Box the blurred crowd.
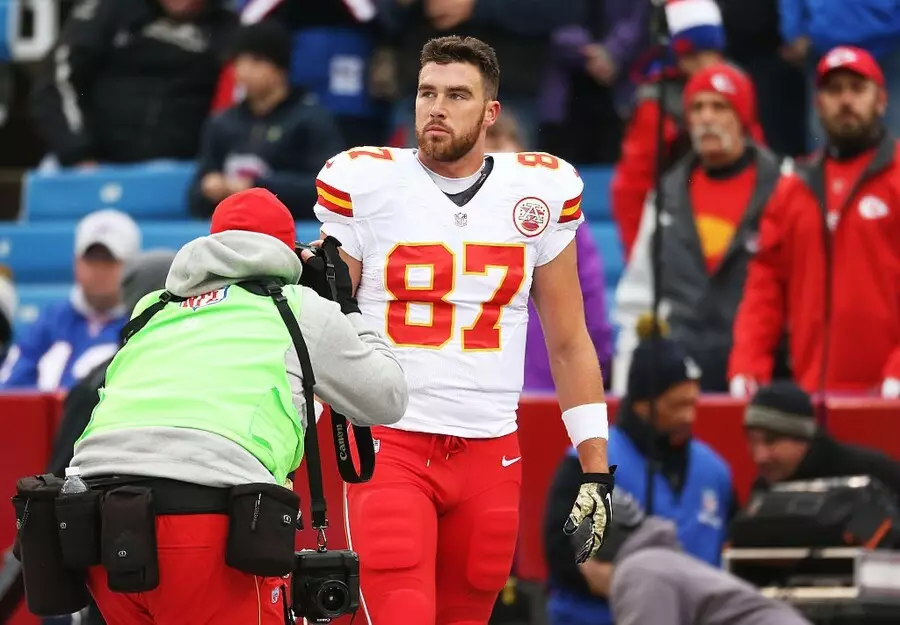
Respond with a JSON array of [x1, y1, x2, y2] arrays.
[[0, 0, 898, 399], [0, 0, 899, 624]]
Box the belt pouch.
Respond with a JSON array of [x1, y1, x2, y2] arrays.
[[100, 486, 159, 593], [56, 490, 102, 568], [226, 483, 299, 577], [12, 474, 89, 616]]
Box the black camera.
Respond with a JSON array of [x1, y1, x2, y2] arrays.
[[291, 549, 360, 623]]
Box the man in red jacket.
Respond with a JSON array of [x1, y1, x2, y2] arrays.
[[610, 0, 727, 258], [729, 46, 900, 399]]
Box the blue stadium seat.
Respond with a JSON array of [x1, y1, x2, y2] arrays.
[[0, 221, 325, 284], [13, 283, 71, 337], [0, 1, 11, 62], [579, 166, 614, 221], [22, 161, 197, 222], [590, 222, 625, 287]]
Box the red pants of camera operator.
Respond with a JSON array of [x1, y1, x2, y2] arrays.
[[344, 427, 522, 625], [87, 514, 287, 624]]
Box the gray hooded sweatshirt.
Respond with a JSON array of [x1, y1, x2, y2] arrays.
[[611, 519, 812, 625], [72, 231, 408, 487]]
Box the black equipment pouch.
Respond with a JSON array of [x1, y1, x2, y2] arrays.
[[226, 483, 300, 577], [12, 474, 89, 616], [56, 490, 102, 568], [100, 486, 159, 593]]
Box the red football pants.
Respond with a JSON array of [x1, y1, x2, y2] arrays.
[[344, 427, 522, 625], [87, 514, 287, 624]]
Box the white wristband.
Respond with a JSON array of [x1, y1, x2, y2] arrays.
[[561, 403, 609, 447]]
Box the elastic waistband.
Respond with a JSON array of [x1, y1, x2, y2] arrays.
[[88, 476, 230, 515]]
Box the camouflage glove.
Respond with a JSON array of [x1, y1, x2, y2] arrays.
[[563, 467, 616, 564]]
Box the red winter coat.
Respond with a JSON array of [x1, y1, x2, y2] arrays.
[[729, 136, 900, 393]]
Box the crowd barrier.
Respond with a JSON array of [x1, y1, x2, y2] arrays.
[[1, 393, 899, 625]]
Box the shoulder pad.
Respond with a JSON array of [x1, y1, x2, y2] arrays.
[[314, 146, 400, 222], [505, 152, 584, 224]]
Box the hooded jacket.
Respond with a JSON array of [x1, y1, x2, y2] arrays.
[[71, 231, 408, 487], [611, 518, 812, 625]]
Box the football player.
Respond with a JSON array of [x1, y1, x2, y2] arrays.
[[314, 35, 614, 625]]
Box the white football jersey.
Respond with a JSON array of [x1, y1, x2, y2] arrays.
[[314, 147, 584, 438]]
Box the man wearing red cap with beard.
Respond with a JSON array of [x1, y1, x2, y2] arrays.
[[66, 188, 408, 624], [730, 46, 900, 399], [613, 63, 786, 393]]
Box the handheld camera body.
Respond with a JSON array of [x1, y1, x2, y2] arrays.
[[292, 549, 360, 623]]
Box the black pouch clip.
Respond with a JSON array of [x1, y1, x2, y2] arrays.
[[226, 483, 300, 577], [11, 473, 89, 616], [100, 486, 159, 593]]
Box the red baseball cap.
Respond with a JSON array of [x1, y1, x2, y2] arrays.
[[210, 188, 295, 250], [816, 46, 885, 88]]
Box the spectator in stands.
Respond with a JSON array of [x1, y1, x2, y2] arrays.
[[484, 114, 613, 387], [542, 315, 732, 625], [537, 0, 651, 165], [189, 21, 344, 218], [214, 0, 391, 147], [611, 0, 735, 258], [29, 0, 237, 167], [719, 0, 807, 157], [743, 382, 900, 500], [0, 265, 15, 366], [778, 0, 900, 147], [729, 47, 900, 398], [594, 490, 812, 625], [0, 210, 141, 391], [376, 0, 587, 147], [612, 63, 783, 393]]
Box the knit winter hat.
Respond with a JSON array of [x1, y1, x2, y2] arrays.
[[627, 315, 702, 401], [210, 188, 296, 251], [744, 381, 818, 440], [229, 21, 292, 70], [683, 62, 766, 143], [684, 63, 757, 128], [665, 0, 726, 57]]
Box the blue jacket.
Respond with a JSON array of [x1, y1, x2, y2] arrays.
[[0, 290, 125, 391], [547, 430, 732, 625], [779, 0, 900, 58]]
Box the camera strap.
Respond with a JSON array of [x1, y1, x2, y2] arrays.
[[121, 281, 377, 532]]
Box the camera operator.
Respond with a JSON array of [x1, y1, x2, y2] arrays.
[[65, 188, 408, 624]]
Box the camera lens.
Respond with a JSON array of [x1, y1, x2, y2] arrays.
[[316, 580, 350, 616]]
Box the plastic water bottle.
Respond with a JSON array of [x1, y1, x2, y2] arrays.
[[60, 466, 90, 496]]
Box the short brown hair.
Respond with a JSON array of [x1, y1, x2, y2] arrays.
[[420, 36, 500, 100]]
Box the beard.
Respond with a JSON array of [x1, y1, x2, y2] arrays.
[[823, 106, 880, 149], [416, 111, 485, 163]]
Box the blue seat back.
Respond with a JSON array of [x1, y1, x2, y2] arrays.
[[0, 0, 12, 62], [0, 221, 325, 284], [579, 166, 614, 221], [589, 222, 624, 287], [23, 161, 196, 222]]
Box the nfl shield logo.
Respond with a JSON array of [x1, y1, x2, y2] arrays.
[[454, 212, 467, 228]]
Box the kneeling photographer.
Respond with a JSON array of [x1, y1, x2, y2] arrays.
[[12, 188, 408, 625]]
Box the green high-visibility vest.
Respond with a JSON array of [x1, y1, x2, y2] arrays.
[[77, 285, 305, 485]]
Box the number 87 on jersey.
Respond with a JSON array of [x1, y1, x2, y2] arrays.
[[313, 147, 585, 354]]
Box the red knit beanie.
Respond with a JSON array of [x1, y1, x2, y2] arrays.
[[684, 63, 764, 142], [210, 188, 295, 250]]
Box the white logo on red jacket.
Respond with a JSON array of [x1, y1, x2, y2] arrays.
[[858, 195, 889, 220]]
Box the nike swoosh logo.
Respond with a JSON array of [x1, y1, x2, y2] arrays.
[[501, 456, 521, 467]]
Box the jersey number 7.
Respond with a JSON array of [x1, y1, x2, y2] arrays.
[[385, 243, 526, 351]]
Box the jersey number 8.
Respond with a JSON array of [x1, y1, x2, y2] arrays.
[[384, 243, 526, 351]]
